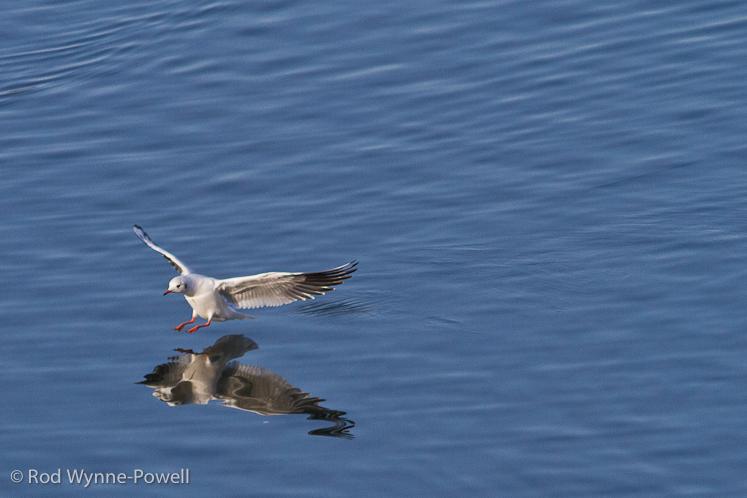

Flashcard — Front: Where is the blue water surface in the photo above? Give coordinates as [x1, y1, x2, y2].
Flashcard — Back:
[2, 0, 747, 496]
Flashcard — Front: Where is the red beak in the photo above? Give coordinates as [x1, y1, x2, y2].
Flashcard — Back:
[163, 290, 171, 295]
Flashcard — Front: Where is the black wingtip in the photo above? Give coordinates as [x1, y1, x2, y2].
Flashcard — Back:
[302, 261, 359, 289]
[335, 261, 358, 278]
[133, 224, 146, 238]
[133, 225, 153, 244]
[331, 261, 358, 275]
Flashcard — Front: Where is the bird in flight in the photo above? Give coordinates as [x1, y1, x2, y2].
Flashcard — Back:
[133, 225, 357, 333]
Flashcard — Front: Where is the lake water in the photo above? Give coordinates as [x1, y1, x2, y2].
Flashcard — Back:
[2, 0, 747, 496]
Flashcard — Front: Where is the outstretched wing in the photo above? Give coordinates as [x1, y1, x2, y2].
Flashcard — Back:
[216, 261, 357, 310]
[137, 356, 190, 388]
[133, 225, 192, 275]
[217, 363, 326, 415]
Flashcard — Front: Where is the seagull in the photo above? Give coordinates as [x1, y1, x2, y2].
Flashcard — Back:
[139, 334, 355, 438]
[133, 225, 357, 333]
[139, 334, 259, 406]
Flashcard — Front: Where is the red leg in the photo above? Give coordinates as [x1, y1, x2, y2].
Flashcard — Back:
[187, 319, 211, 334]
[174, 316, 196, 332]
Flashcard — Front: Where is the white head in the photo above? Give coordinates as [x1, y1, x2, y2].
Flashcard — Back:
[164, 275, 189, 295]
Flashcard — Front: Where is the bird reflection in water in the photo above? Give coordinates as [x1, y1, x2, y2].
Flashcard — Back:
[138, 335, 354, 439]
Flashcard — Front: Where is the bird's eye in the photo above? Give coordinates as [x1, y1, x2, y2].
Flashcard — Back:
[177, 284, 181, 288]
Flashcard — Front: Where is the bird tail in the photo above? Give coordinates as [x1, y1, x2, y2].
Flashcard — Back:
[229, 308, 255, 320]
